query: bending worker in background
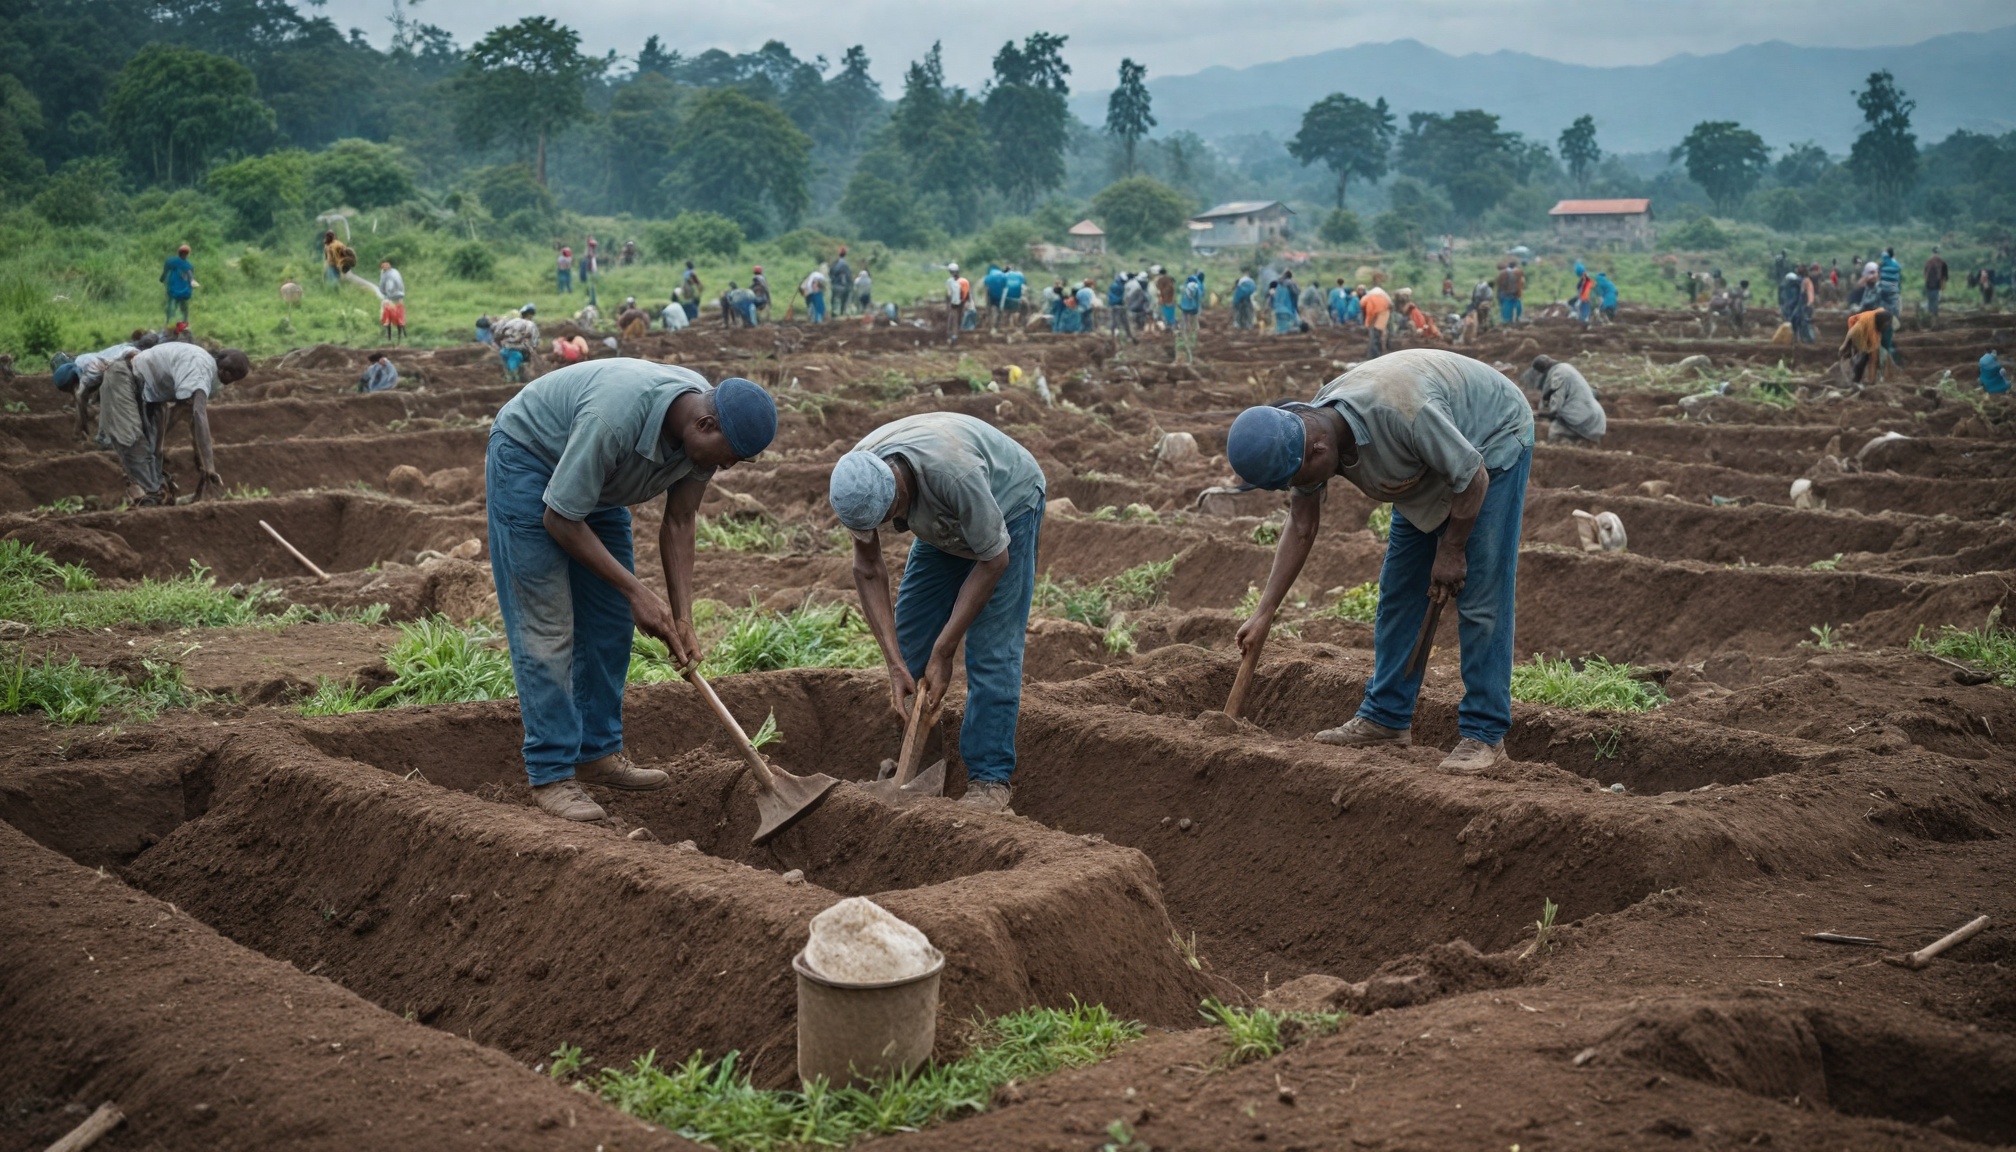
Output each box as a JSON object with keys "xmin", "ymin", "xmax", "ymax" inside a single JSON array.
[
  {"xmin": 128, "ymin": 341, "xmax": 250, "ymax": 503},
  {"xmin": 1225, "ymin": 348, "xmax": 1534, "ymax": 775},
  {"xmin": 829, "ymin": 412, "xmax": 1045, "ymax": 815},
  {"xmin": 1521, "ymin": 355, "xmax": 1607, "ymax": 447},
  {"xmin": 487, "ymin": 359, "xmax": 778, "ymax": 822}
]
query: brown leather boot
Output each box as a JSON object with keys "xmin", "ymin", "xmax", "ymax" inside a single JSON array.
[{"xmin": 575, "ymin": 752, "xmax": 669, "ymax": 791}]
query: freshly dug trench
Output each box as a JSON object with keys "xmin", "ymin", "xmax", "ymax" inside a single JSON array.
[
  {"xmin": 126, "ymin": 709, "xmax": 1207, "ymax": 1087},
  {"xmin": 0, "ymin": 822, "xmax": 692, "ymax": 1152}
]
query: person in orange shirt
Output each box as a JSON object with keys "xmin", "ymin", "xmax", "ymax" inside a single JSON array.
[
  {"xmin": 1404, "ymin": 298, "xmax": 1443, "ymax": 341},
  {"xmin": 1360, "ymin": 285, "xmax": 1393, "ymax": 358},
  {"xmin": 1838, "ymin": 307, "xmax": 1892, "ymax": 386}
]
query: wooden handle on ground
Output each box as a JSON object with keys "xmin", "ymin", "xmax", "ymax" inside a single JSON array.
[
  {"xmin": 1896, "ymin": 915, "xmax": 1990, "ymax": 970},
  {"xmin": 893, "ymin": 695, "xmax": 944, "ymax": 786},
  {"xmin": 259, "ymin": 520, "xmax": 329, "ymax": 581},
  {"xmin": 45, "ymin": 1103, "xmax": 123, "ymax": 1152},
  {"xmin": 1225, "ymin": 644, "xmax": 1261, "ymax": 720},
  {"xmin": 684, "ymin": 669, "xmax": 779, "ymax": 792}
]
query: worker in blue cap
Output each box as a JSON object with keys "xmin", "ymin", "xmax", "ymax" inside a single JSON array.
[
  {"xmin": 487, "ymin": 359, "xmax": 778, "ymax": 821},
  {"xmin": 828, "ymin": 412, "xmax": 1046, "ymax": 815},
  {"xmin": 1225, "ymin": 348, "xmax": 1533, "ymax": 775}
]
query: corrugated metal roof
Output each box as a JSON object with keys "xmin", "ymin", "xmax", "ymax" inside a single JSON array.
[
  {"xmin": 1192, "ymin": 200, "xmax": 1294, "ymax": 220},
  {"xmin": 1549, "ymin": 199, "xmax": 1652, "ymax": 216}
]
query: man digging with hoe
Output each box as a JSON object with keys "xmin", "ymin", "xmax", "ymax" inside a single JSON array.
[
  {"xmin": 1225, "ymin": 348, "xmax": 1533, "ymax": 774},
  {"xmin": 487, "ymin": 360, "xmax": 778, "ymax": 821}
]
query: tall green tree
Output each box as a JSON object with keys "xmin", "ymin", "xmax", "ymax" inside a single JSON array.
[
  {"xmin": 606, "ymin": 71, "xmax": 683, "ymax": 214},
  {"xmin": 101, "ymin": 44, "xmax": 274, "ymax": 185},
  {"xmin": 1289, "ymin": 93, "xmax": 1395, "ymax": 209},
  {"xmin": 0, "ymin": 75, "xmax": 45, "ymax": 196},
  {"xmin": 453, "ymin": 17, "xmax": 597, "ymax": 186},
  {"xmin": 826, "ymin": 46, "xmax": 886, "ymax": 152},
  {"xmin": 1672, "ymin": 120, "xmax": 1770, "ymax": 213},
  {"xmin": 1397, "ymin": 109, "xmax": 1518, "ymax": 221},
  {"xmin": 891, "ymin": 43, "xmax": 988, "ymax": 233},
  {"xmin": 1104, "ymin": 58, "xmax": 1155, "ymax": 177},
  {"xmin": 1848, "ymin": 71, "xmax": 1918, "ymax": 224},
  {"xmin": 983, "ymin": 32, "xmax": 1071, "ymax": 211},
  {"xmin": 665, "ymin": 87, "xmax": 811, "ymax": 235},
  {"xmin": 1558, "ymin": 115, "xmax": 1600, "ymax": 192},
  {"xmin": 1091, "ymin": 175, "xmax": 1189, "ymax": 248}
]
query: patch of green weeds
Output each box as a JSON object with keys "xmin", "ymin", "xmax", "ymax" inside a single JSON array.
[
  {"xmin": 300, "ymin": 616, "xmax": 514, "ymax": 715},
  {"xmin": 35, "ymin": 496, "xmax": 85, "ymax": 514},
  {"xmin": 1809, "ymin": 553, "xmax": 1843, "ymax": 572},
  {"xmin": 694, "ymin": 598, "xmax": 880, "ymax": 677},
  {"xmin": 1913, "ymin": 614, "xmax": 2016, "ymax": 686},
  {"xmin": 1102, "ymin": 613, "xmax": 1137, "ymax": 656},
  {"xmin": 1250, "ymin": 518, "xmax": 1282, "ymax": 546},
  {"xmin": 696, "ymin": 515, "xmax": 796, "ymax": 553},
  {"xmin": 1805, "ymin": 623, "xmax": 1846, "ymax": 651},
  {"xmin": 1, "ymin": 648, "xmax": 205, "ymax": 725},
  {"xmin": 1314, "ymin": 581, "xmax": 1380, "ymax": 624},
  {"xmin": 223, "ymin": 485, "xmax": 272, "ymax": 500},
  {"xmin": 578, "ymin": 1002, "xmax": 1142, "ymax": 1151},
  {"xmin": 1034, "ymin": 558, "xmax": 1174, "ymax": 631},
  {"xmin": 1519, "ymin": 898, "xmax": 1560, "ymax": 960},
  {"xmin": 1199, "ymin": 998, "xmax": 1346, "ymax": 1067},
  {"xmin": 1366, "ymin": 503, "xmax": 1393, "ymax": 542},
  {"xmin": 1509, "ymin": 654, "xmax": 1666, "ymax": 712}
]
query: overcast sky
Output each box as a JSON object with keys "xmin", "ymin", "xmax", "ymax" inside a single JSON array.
[{"xmin": 320, "ymin": 0, "xmax": 2013, "ymax": 91}]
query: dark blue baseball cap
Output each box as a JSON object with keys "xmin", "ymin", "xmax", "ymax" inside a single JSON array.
[
  {"xmin": 713, "ymin": 376, "xmax": 777, "ymax": 460},
  {"xmin": 1226, "ymin": 405, "xmax": 1309, "ymax": 490}
]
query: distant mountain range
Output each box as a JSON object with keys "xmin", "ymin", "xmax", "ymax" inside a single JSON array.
[{"xmin": 1070, "ymin": 27, "xmax": 2016, "ymax": 155}]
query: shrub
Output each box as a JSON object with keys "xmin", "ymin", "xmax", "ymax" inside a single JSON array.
[
  {"xmin": 205, "ymin": 150, "xmax": 308, "ymax": 234},
  {"xmin": 644, "ymin": 211, "xmax": 744, "ymax": 262},
  {"xmin": 841, "ymin": 171, "xmax": 931, "ymax": 248},
  {"xmin": 468, "ymin": 164, "xmax": 554, "ymax": 222},
  {"xmin": 17, "ymin": 307, "xmax": 62, "ymax": 358},
  {"xmin": 1090, "ymin": 176, "xmax": 1191, "ymax": 249},
  {"xmin": 32, "ymin": 159, "xmax": 119, "ymax": 227},
  {"xmin": 963, "ymin": 216, "xmax": 1041, "ymax": 272},
  {"xmin": 1319, "ymin": 208, "xmax": 1363, "ymax": 246},
  {"xmin": 307, "ymin": 139, "xmax": 415, "ymax": 210},
  {"xmin": 1661, "ymin": 215, "xmax": 1730, "ymax": 251},
  {"xmin": 445, "ymin": 241, "xmax": 497, "ymax": 281}
]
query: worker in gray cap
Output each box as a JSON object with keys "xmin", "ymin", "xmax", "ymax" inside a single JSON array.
[
  {"xmin": 1223, "ymin": 349, "xmax": 1533, "ymax": 776},
  {"xmin": 487, "ymin": 360, "xmax": 778, "ymax": 822},
  {"xmin": 828, "ymin": 412, "xmax": 1045, "ymax": 815}
]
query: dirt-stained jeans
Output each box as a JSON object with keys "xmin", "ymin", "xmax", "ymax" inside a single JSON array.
[
  {"xmin": 1356, "ymin": 445, "xmax": 1531, "ymax": 746},
  {"xmin": 892, "ymin": 504, "xmax": 1042, "ymax": 785},
  {"xmin": 486, "ymin": 430, "xmax": 634, "ymax": 786}
]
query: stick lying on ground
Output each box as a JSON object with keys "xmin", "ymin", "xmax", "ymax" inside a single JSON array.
[
  {"xmin": 259, "ymin": 519, "xmax": 328, "ymax": 581},
  {"xmin": 1885, "ymin": 915, "xmax": 1991, "ymax": 970},
  {"xmin": 46, "ymin": 1102, "xmax": 123, "ymax": 1152}
]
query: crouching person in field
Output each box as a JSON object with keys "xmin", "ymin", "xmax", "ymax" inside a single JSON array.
[
  {"xmin": 1226, "ymin": 348, "xmax": 1534, "ymax": 775},
  {"xmin": 1521, "ymin": 355, "xmax": 1606, "ymax": 447},
  {"xmin": 829, "ymin": 413, "xmax": 1045, "ymax": 816},
  {"xmin": 487, "ymin": 360, "xmax": 777, "ymax": 821}
]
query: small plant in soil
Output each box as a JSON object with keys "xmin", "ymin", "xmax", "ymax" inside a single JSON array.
[
  {"xmin": 1809, "ymin": 553, "xmax": 1844, "ymax": 571},
  {"xmin": 576, "ymin": 1002, "xmax": 1142, "ymax": 1151},
  {"xmin": 1518, "ymin": 898, "xmax": 1560, "ymax": 960},
  {"xmin": 1250, "ymin": 518, "xmax": 1282, "ymax": 546},
  {"xmin": 1035, "ymin": 558, "xmax": 1175, "ymax": 631},
  {"xmin": 1588, "ymin": 726, "xmax": 1624, "ymax": 761},
  {"xmin": 1806, "ymin": 623, "xmax": 1845, "ymax": 651},
  {"xmin": 303, "ymin": 616, "xmax": 515, "ymax": 715},
  {"xmin": 696, "ymin": 515, "xmax": 797, "ymax": 554},
  {"xmin": 1913, "ymin": 615, "xmax": 2016, "ymax": 686},
  {"xmin": 33, "ymin": 495, "xmax": 85, "ymax": 514},
  {"xmin": 1315, "ymin": 581, "xmax": 1380, "ymax": 624},
  {"xmin": 1509, "ymin": 654, "xmax": 1666, "ymax": 712},
  {"xmin": 1102, "ymin": 613, "xmax": 1138, "ymax": 656},
  {"xmin": 1366, "ymin": 503, "xmax": 1393, "ymax": 543},
  {"xmin": 1199, "ymin": 998, "xmax": 1345, "ymax": 1067},
  {"xmin": 1, "ymin": 649, "xmax": 205, "ymax": 725}
]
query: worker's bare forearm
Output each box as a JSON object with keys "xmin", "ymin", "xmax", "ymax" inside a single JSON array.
[
  {"xmin": 188, "ymin": 397, "xmax": 216, "ymax": 476},
  {"xmin": 851, "ymin": 540, "xmax": 904, "ymax": 668},
  {"xmin": 661, "ymin": 478, "xmax": 705, "ymax": 622},
  {"xmin": 1440, "ymin": 466, "xmax": 1489, "ymax": 551},
  {"xmin": 543, "ymin": 508, "xmax": 648, "ymax": 601},
  {"xmin": 1257, "ymin": 490, "xmax": 1322, "ymax": 618},
  {"xmin": 935, "ymin": 551, "xmax": 1008, "ymax": 658}
]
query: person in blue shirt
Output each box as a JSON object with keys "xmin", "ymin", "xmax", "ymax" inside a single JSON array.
[
  {"xmin": 1271, "ymin": 274, "xmax": 1301, "ymax": 334},
  {"xmin": 1877, "ymin": 248, "xmax": 1903, "ymax": 319},
  {"xmin": 1981, "ymin": 350, "xmax": 2011, "ymax": 395},
  {"xmin": 160, "ymin": 245, "xmax": 194, "ymax": 327},
  {"xmin": 983, "ymin": 264, "xmax": 1006, "ymax": 327},
  {"xmin": 1327, "ymin": 279, "xmax": 1352, "ymax": 325},
  {"xmin": 1075, "ymin": 280, "xmax": 1097, "ymax": 334},
  {"xmin": 1232, "ymin": 274, "xmax": 1257, "ymax": 330},
  {"xmin": 1595, "ymin": 272, "xmax": 1618, "ymax": 321},
  {"xmin": 487, "ymin": 362, "xmax": 777, "ymax": 822},
  {"xmin": 997, "ymin": 265, "xmax": 1027, "ymax": 332}
]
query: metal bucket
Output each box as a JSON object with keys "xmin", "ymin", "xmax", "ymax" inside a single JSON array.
[{"xmin": 793, "ymin": 947, "xmax": 945, "ymax": 1087}]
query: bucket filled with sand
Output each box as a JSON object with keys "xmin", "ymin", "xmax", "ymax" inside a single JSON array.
[{"xmin": 793, "ymin": 897, "xmax": 945, "ymax": 1086}]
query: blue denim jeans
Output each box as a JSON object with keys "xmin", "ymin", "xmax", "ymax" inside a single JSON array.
[
  {"xmin": 558, "ymin": 269, "xmax": 572, "ymax": 293},
  {"xmin": 1356, "ymin": 445, "xmax": 1531, "ymax": 745},
  {"xmin": 486, "ymin": 431, "xmax": 635, "ymax": 786},
  {"xmin": 807, "ymin": 290, "xmax": 825, "ymax": 323},
  {"xmin": 894, "ymin": 504, "xmax": 1042, "ymax": 785}
]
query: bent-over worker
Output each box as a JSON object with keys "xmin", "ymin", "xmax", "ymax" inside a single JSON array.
[
  {"xmin": 1521, "ymin": 356, "xmax": 1606, "ymax": 447},
  {"xmin": 488, "ymin": 361, "xmax": 777, "ymax": 822},
  {"xmin": 1226, "ymin": 348, "xmax": 1533, "ymax": 775},
  {"xmin": 127, "ymin": 342, "xmax": 249, "ymax": 503},
  {"xmin": 829, "ymin": 412, "xmax": 1045, "ymax": 815}
]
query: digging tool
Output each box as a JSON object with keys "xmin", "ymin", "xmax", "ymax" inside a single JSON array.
[
  {"xmin": 1224, "ymin": 642, "xmax": 1261, "ymax": 720},
  {"xmin": 1884, "ymin": 914, "xmax": 1990, "ymax": 970},
  {"xmin": 685, "ymin": 668, "xmax": 838, "ymax": 844},
  {"xmin": 1406, "ymin": 593, "xmax": 1449, "ymax": 681},
  {"xmin": 45, "ymin": 1102, "xmax": 123, "ymax": 1152},
  {"xmin": 856, "ymin": 694, "xmax": 946, "ymax": 806},
  {"xmin": 259, "ymin": 519, "xmax": 328, "ymax": 581}
]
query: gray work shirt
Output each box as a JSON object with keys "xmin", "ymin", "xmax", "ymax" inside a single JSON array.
[
  {"xmin": 493, "ymin": 359, "xmax": 716, "ymax": 519},
  {"xmin": 1537, "ymin": 362, "xmax": 1607, "ymax": 441},
  {"xmin": 850, "ymin": 412, "xmax": 1045, "ymax": 561},
  {"xmin": 131, "ymin": 342, "xmax": 219, "ymax": 404},
  {"xmin": 1295, "ymin": 349, "xmax": 1534, "ymax": 531},
  {"xmin": 75, "ymin": 342, "xmax": 134, "ymax": 391}
]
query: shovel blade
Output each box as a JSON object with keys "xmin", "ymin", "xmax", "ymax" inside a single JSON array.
[
  {"xmin": 899, "ymin": 759, "xmax": 946, "ymax": 799},
  {"xmin": 752, "ymin": 770, "xmax": 840, "ymax": 845}
]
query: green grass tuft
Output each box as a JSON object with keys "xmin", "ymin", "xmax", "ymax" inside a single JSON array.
[
  {"xmin": 1509, "ymin": 654, "xmax": 1666, "ymax": 712},
  {"xmin": 1, "ymin": 648, "xmax": 205, "ymax": 725},
  {"xmin": 1315, "ymin": 581, "xmax": 1380, "ymax": 624},
  {"xmin": 1, "ymin": 539, "xmax": 383, "ymax": 633},
  {"xmin": 1034, "ymin": 558, "xmax": 1175, "ymax": 631},
  {"xmin": 1913, "ymin": 617, "xmax": 2016, "ymax": 687},
  {"xmin": 696, "ymin": 515, "xmax": 798, "ymax": 554},
  {"xmin": 301, "ymin": 616, "xmax": 514, "ymax": 715},
  {"xmin": 1199, "ymin": 998, "xmax": 1346, "ymax": 1067},
  {"xmin": 579, "ymin": 1002, "xmax": 1142, "ymax": 1150}
]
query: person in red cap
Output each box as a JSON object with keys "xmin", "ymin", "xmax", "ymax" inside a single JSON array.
[
  {"xmin": 557, "ymin": 246, "xmax": 574, "ymax": 294},
  {"xmin": 160, "ymin": 244, "xmax": 195, "ymax": 326}
]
